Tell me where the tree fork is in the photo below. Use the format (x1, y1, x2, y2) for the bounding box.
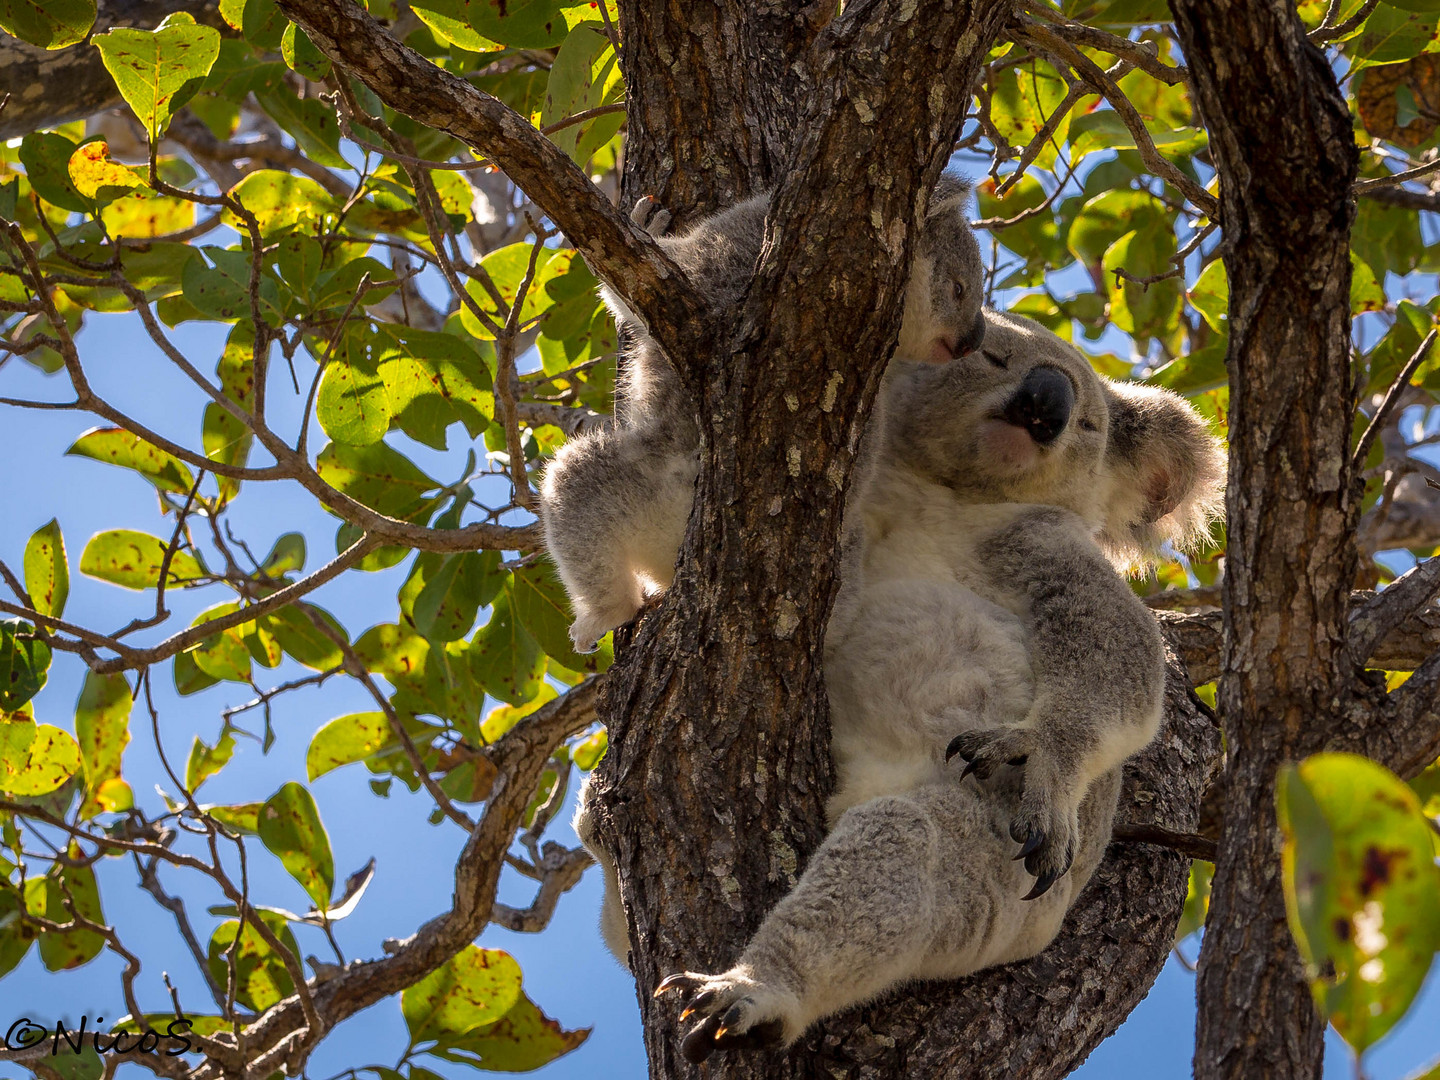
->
(1168, 2, 1360, 1078)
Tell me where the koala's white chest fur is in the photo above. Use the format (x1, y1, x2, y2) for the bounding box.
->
(824, 467, 1043, 823)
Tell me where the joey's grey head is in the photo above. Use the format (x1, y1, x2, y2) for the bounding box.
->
(897, 174, 987, 365)
(885, 310, 1225, 568)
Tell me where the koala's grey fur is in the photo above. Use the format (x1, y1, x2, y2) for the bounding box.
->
(576, 309, 1224, 1062)
(540, 176, 987, 652)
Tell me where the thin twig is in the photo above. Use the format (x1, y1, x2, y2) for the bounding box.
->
(1353, 328, 1438, 474)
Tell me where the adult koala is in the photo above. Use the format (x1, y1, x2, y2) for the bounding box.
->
(540, 175, 986, 652)
(636, 310, 1224, 1061)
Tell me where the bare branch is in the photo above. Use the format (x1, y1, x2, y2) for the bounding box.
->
(1352, 328, 1438, 473)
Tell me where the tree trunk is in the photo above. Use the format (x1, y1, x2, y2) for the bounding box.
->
(1167, 3, 1360, 1078)
(590, 3, 1218, 1078)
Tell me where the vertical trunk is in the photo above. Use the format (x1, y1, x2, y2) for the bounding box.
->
(1167, 4, 1359, 1078)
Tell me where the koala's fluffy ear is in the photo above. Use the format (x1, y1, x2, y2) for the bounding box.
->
(1099, 381, 1225, 569)
(928, 173, 972, 217)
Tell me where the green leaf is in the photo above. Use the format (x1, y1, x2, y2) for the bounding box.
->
(79, 529, 204, 591)
(1351, 254, 1387, 316)
(204, 801, 262, 834)
(19, 132, 92, 213)
(185, 244, 286, 323)
(34, 862, 105, 971)
(92, 11, 221, 141)
(401, 944, 524, 1045)
(1101, 228, 1183, 341)
(205, 912, 298, 1012)
(259, 781, 334, 908)
(75, 671, 131, 819)
(466, 0, 577, 48)
(1278, 752, 1440, 1054)
(318, 329, 390, 446)
(262, 604, 345, 671)
(377, 326, 495, 450)
(1187, 260, 1228, 334)
(988, 59, 1072, 172)
(468, 588, 545, 706)
(413, 551, 500, 643)
(0, 620, 52, 711)
(23, 519, 69, 619)
(542, 26, 623, 165)
(570, 728, 606, 771)
(280, 21, 331, 80)
(186, 723, 236, 792)
(261, 532, 307, 576)
(315, 441, 440, 518)
(459, 242, 562, 340)
(513, 561, 607, 672)
(189, 603, 254, 683)
(411, 0, 500, 50)
(225, 170, 336, 238)
(0, 0, 94, 49)
(306, 712, 394, 781)
(255, 89, 348, 169)
(1175, 859, 1213, 944)
(173, 649, 218, 696)
(1352, 5, 1440, 68)
(66, 427, 197, 495)
(428, 991, 590, 1071)
(354, 622, 431, 687)
(0, 884, 36, 978)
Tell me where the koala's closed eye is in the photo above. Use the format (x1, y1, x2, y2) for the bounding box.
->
(1079, 418, 1098, 432)
(984, 348, 1008, 370)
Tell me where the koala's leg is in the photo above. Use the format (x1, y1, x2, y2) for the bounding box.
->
(539, 425, 698, 652)
(656, 777, 1119, 1063)
(573, 774, 631, 966)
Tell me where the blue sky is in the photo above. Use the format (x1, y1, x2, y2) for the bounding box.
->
(1, 294, 1437, 1080)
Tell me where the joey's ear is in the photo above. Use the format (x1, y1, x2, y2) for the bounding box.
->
(1099, 381, 1225, 570)
(927, 173, 973, 217)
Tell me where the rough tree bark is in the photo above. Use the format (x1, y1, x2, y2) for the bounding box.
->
(1167, 3, 1359, 1078)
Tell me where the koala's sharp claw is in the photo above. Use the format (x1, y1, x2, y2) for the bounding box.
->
(1012, 828, 1044, 860)
(681, 1019, 721, 1064)
(718, 1002, 747, 1031)
(944, 733, 969, 763)
(960, 758, 980, 781)
(1023, 869, 1059, 901)
(654, 973, 695, 998)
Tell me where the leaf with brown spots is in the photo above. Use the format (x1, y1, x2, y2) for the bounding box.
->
(1279, 752, 1440, 1054)
(92, 11, 222, 142)
(22, 519, 68, 619)
(401, 945, 524, 1046)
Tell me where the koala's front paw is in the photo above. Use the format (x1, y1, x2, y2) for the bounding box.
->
(629, 195, 673, 238)
(946, 731, 1078, 900)
(653, 970, 794, 1063)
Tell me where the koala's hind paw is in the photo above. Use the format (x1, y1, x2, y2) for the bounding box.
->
(654, 971, 793, 1063)
(568, 598, 642, 653)
(629, 195, 673, 238)
(946, 731, 1079, 899)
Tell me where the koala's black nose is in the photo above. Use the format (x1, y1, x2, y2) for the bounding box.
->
(1001, 366, 1074, 445)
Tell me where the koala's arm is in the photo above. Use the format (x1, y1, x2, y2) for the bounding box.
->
(948, 507, 1165, 895)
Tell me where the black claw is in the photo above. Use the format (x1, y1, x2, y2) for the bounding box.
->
(1023, 868, 1059, 901)
(960, 758, 981, 781)
(944, 734, 971, 763)
(714, 1018, 786, 1053)
(682, 1018, 722, 1064)
(687, 988, 718, 1017)
(718, 1001, 748, 1031)
(655, 973, 696, 999)
(1012, 828, 1044, 861)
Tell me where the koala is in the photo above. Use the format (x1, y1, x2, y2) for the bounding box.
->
(539, 176, 987, 652)
(586, 309, 1224, 1062)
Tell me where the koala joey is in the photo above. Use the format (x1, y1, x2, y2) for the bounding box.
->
(586, 309, 1224, 1062)
(539, 175, 986, 653)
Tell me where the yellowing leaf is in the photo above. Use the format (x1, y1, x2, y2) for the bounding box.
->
(66, 140, 145, 201)
(0, 723, 80, 796)
(66, 426, 197, 495)
(402, 945, 524, 1044)
(79, 530, 204, 591)
(1279, 753, 1440, 1054)
(23, 519, 68, 619)
(75, 671, 131, 819)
